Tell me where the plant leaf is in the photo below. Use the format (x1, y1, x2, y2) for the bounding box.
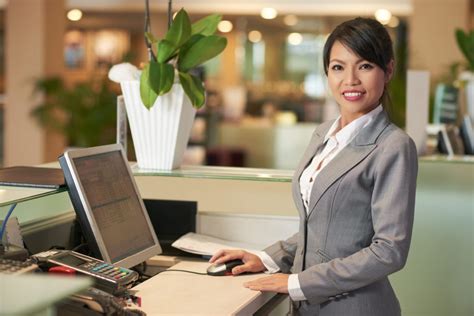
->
(145, 32, 157, 44)
(140, 63, 158, 109)
(157, 39, 177, 63)
(178, 72, 205, 108)
(165, 8, 192, 47)
(178, 35, 227, 72)
(455, 29, 474, 71)
(180, 34, 205, 55)
(34, 77, 63, 94)
(149, 61, 175, 95)
(191, 14, 222, 36)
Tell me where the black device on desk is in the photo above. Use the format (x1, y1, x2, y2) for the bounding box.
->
(143, 199, 197, 256)
(58, 144, 162, 269)
(32, 249, 139, 294)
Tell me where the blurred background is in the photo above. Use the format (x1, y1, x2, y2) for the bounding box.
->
(1, 0, 472, 169)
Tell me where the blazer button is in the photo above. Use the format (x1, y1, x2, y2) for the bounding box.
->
(328, 296, 335, 300)
(335, 294, 342, 299)
(342, 292, 349, 296)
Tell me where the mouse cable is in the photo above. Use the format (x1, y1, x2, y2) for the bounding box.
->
(158, 269, 207, 275)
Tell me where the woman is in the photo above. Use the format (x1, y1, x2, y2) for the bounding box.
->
(210, 17, 418, 316)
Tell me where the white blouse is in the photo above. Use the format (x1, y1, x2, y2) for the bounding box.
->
(298, 105, 383, 213)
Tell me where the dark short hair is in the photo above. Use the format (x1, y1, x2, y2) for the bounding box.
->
(323, 17, 394, 75)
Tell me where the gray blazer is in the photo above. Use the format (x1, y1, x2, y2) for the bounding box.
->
(264, 110, 418, 316)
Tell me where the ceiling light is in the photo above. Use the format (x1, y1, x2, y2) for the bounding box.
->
(248, 30, 262, 43)
(261, 8, 277, 20)
(218, 20, 233, 33)
(375, 9, 392, 25)
(387, 16, 400, 28)
(283, 15, 298, 26)
(67, 9, 83, 22)
(287, 33, 303, 46)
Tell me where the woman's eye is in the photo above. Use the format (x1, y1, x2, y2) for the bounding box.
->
(331, 64, 343, 71)
(360, 63, 374, 70)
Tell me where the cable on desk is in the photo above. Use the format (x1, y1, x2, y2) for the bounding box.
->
(159, 269, 207, 275)
(132, 262, 153, 279)
(71, 243, 88, 252)
(0, 203, 17, 240)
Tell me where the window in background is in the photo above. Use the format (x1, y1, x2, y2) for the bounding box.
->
(285, 34, 326, 85)
(65, 29, 130, 72)
(64, 30, 85, 69)
(93, 30, 129, 68)
(244, 32, 265, 83)
(252, 41, 265, 82)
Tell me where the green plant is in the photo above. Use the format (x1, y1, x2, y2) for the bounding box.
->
(32, 77, 117, 147)
(387, 21, 408, 128)
(140, 7, 227, 109)
(455, 29, 474, 71)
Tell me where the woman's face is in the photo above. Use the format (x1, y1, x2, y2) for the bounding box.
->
(327, 41, 393, 123)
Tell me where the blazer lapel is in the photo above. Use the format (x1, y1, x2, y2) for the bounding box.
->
(292, 121, 334, 216)
(307, 110, 391, 217)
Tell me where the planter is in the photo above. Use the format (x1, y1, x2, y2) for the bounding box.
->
(120, 81, 196, 170)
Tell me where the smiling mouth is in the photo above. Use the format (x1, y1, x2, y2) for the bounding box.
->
(343, 92, 364, 97)
(342, 91, 365, 101)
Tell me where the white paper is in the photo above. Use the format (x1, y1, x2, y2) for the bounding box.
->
(171, 232, 261, 256)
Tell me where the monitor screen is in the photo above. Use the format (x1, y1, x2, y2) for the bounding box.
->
(59, 144, 162, 268)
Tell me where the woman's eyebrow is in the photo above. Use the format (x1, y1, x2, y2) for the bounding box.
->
(329, 58, 367, 64)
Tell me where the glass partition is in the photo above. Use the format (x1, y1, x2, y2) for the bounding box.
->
(0, 186, 66, 207)
(132, 164, 293, 182)
(1, 155, 472, 207)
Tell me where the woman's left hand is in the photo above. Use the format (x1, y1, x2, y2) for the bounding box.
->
(243, 273, 289, 293)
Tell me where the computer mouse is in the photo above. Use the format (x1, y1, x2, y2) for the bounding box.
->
(207, 259, 244, 276)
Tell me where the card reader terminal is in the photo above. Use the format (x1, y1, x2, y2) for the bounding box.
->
(32, 250, 139, 294)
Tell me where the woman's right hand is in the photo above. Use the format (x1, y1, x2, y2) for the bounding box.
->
(209, 249, 266, 275)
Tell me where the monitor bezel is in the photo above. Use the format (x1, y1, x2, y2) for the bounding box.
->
(60, 144, 162, 268)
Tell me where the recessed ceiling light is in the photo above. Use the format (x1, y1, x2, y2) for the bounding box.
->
(288, 33, 303, 46)
(218, 20, 233, 33)
(248, 30, 262, 43)
(67, 9, 83, 22)
(375, 9, 392, 25)
(387, 16, 400, 28)
(261, 8, 277, 20)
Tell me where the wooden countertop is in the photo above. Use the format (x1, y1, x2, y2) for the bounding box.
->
(132, 261, 278, 315)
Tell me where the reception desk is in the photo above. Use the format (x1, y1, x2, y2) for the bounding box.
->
(1, 156, 473, 315)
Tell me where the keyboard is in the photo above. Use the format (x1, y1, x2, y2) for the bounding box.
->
(0, 258, 38, 274)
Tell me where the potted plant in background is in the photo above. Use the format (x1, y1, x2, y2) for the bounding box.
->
(455, 28, 474, 122)
(109, 0, 227, 170)
(32, 77, 117, 148)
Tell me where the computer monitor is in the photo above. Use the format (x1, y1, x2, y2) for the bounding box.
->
(437, 124, 465, 156)
(460, 115, 474, 155)
(59, 144, 162, 268)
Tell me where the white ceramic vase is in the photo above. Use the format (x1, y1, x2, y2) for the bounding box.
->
(120, 81, 196, 170)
